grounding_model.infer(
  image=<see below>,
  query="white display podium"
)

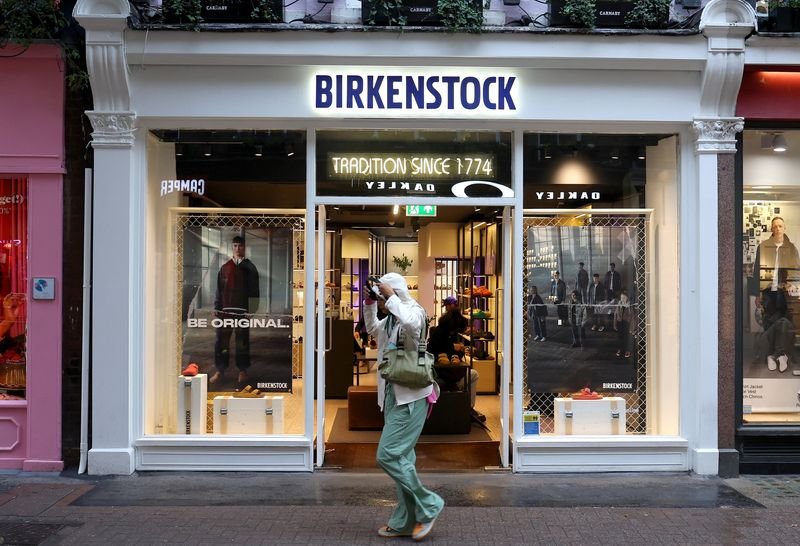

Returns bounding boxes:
[177,374,208,435]
[212,395,285,435]
[554,397,626,435]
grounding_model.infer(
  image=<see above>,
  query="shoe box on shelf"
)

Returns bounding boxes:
[212,395,285,434]
[177,374,208,435]
[553,397,626,435]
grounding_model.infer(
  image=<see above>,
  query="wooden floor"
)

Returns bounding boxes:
[280,369,507,470]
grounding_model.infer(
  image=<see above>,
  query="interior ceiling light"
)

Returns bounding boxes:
[203,145,212,157]
[637,147,645,160]
[610,148,620,160]
[773,134,788,153]
[285,143,295,157]
[175,144,184,157]
[544,147,552,159]
[254,145,263,157]
[392,204,400,215]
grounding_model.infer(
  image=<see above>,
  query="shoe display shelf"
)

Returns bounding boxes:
[433,258,459,322]
[457,220,499,394]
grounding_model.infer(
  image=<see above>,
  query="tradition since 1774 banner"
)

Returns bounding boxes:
[180,222,293,393]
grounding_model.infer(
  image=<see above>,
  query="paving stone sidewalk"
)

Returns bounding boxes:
[0,472,797,545]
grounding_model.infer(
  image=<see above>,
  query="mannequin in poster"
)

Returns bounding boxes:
[749,216,800,296]
[211,235,260,385]
[604,262,622,299]
[587,273,607,332]
[567,290,588,348]
[550,271,567,325]
[574,262,589,303]
[755,268,794,373]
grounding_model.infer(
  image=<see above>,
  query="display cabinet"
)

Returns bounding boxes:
[458,221,499,394]
[433,258,459,321]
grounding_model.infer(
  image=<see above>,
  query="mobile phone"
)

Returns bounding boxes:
[365,276,385,300]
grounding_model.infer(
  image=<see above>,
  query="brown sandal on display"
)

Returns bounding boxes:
[451,355,461,365]
[437,353,450,365]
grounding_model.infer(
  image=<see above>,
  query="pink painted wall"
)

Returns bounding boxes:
[0,44,65,471]
[0,45,65,174]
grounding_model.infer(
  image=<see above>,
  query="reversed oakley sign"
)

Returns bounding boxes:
[312,69,520,117]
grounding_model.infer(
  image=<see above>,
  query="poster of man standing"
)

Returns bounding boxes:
[524,224,641,395]
[180,221,293,393]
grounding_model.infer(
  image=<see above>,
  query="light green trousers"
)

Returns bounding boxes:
[377,385,445,532]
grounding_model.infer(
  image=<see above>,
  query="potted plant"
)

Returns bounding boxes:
[161,0,283,26]
[768,0,800,32]
[392,254,414,274]
[363,0,408,25]
[552,0,596,27]
[437,0,484,31]
[624,0,670,29]
[363,0,483,27]
[549,0,639,29]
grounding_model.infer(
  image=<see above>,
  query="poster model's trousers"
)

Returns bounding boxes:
[377,384,444,532]
[758,317,795,359]
[214,311,251,371]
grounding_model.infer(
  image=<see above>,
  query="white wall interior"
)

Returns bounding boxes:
[145,133,181,435]
[646,135,680,436]
[386,241,419,276]
[743,130,800,188]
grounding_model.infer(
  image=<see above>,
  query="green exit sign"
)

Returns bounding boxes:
[406,205,437,217]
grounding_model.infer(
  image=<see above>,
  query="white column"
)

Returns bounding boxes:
[75,0,137,475]
[688,0,754,476]
[688,118,744,475]
[86,112,138,475]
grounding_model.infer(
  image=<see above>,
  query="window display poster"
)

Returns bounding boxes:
[524,225,638,394]
[181,225,293,393]
[0,178,27,399]
[742,202,800,413]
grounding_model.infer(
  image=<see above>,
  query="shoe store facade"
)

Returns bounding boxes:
[76,0,754,475]
[0,44,65,471]
[732,34,800,473]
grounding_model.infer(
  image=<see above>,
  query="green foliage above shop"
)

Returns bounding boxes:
[625,0,671,29]
[436,0,484,32]
[0,0,89,91]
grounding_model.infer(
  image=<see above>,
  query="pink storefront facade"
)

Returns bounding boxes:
[0,44,65,471]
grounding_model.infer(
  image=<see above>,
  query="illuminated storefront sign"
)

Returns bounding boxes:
[323,152,512,197]
[312,69,520,117]
[160,178,205,197]
[328,153,494,180]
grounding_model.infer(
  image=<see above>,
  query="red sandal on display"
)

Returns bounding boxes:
[181,363,199,376]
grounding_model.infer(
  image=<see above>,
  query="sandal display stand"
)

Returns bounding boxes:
[212,395,285,434]
[553,397,627,435]
[457,221,499,395]
[177,374,208,435]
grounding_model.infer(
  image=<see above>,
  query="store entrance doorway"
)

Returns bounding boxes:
[315,205,507,470]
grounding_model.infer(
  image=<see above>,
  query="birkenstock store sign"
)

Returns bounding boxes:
[312,69,520,117]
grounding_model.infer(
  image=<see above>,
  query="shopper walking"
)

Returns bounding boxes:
[363,272,444,541]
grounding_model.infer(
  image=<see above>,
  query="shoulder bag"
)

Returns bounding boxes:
[379,315,435,389]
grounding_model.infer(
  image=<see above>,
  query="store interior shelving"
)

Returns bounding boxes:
[458,221,499,394]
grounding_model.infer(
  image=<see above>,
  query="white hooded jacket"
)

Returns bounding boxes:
[363,273,434,411]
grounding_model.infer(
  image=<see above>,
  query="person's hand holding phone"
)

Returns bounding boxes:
[364,276,383,302]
